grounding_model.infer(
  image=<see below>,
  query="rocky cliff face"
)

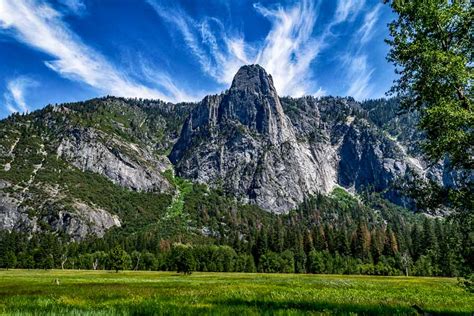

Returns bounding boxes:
[0,179,121,240]
[170,65,337,213]
[170,65,428,213]
[0,99,181,239]
[57,127,172,193]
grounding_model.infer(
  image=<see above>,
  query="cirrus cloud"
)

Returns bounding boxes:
[3,76,38,113]
[0,0,193,102]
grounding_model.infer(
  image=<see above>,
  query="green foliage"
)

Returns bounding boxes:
[459,274,474,293]
[259,251,284,273]
[385,0,473,214]
[109,245,130,272]
[234,254,256,273]
[308,250,326,274]
[0,251,17,270]
[171,244,196,275]
[0,194,469,277]
[413,255,434,277]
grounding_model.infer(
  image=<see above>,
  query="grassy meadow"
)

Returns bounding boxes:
[0,270,472,315]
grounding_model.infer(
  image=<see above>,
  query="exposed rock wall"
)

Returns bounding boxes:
[57,127,172,193]
[171,65,337,213]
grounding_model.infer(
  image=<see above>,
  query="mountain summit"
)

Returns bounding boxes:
[230,64,276,94]
[216,64,292,144]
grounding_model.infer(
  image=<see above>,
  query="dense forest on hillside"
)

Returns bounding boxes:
[0,184,471,277]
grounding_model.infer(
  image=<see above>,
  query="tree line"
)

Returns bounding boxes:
[0,213,469,277]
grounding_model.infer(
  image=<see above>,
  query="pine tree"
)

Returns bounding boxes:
[371,228,385,262]
[324,224,335,253]
[313,225,327,251]
[335,230,351,256]
[422,217,438,254]
[172,244,195,275]
[280,250,295,273]
[410,224,423,261]
[294,249,307,274]
[252,229,268,266]
[303,230,314,254]
[308,250,325,274]
[383,228,399,257]
[3,251,17,270]
[353,222,371,260]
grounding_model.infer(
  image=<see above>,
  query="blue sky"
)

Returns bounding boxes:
[0,0,396,118]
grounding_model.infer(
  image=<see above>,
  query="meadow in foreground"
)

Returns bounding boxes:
[0,270,472,315]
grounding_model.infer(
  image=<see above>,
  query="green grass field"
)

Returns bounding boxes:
[0,270,472,315]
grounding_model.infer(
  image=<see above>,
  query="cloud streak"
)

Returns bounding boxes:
[146,1,250,87]
[345,55,374,100]
[0,0,191,102]
[254,0,321,96]
[334,0,366,24]
[3,76,37,113]
[357,3,382,45]
[148,0,326,97]
[344,3,382,100]
[58,0,86,16]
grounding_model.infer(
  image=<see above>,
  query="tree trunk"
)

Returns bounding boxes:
[61,257,67,270]
[456,86,469,109]
[134,254,141,271]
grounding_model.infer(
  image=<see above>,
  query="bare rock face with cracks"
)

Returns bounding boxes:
[170,65,337,213]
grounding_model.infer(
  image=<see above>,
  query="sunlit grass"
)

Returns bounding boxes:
[0,270,472,315]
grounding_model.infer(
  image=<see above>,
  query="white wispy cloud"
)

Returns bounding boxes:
[136,56,202,101]
[254,0,322,97]
[345,55,374,100]
[313,87,327,98]
[0,0,190,102]
[146,1,250,87]
[356,3,382,45]
[58,0,86,15]
[343,3,382,100]
[148,0,325,97]
[3,76,38,113]
[334,0,366,24]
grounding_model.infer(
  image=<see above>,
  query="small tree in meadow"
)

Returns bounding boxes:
[109,245,129,273]
[308,250,326,274]
[3,251,17,270]
[172,244,195,275]
[400,252,412,277]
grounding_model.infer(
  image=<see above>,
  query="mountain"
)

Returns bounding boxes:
[171,65,430,213]
[170,65,336,213]
[0,64,448,239]
[0,98,192,239]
